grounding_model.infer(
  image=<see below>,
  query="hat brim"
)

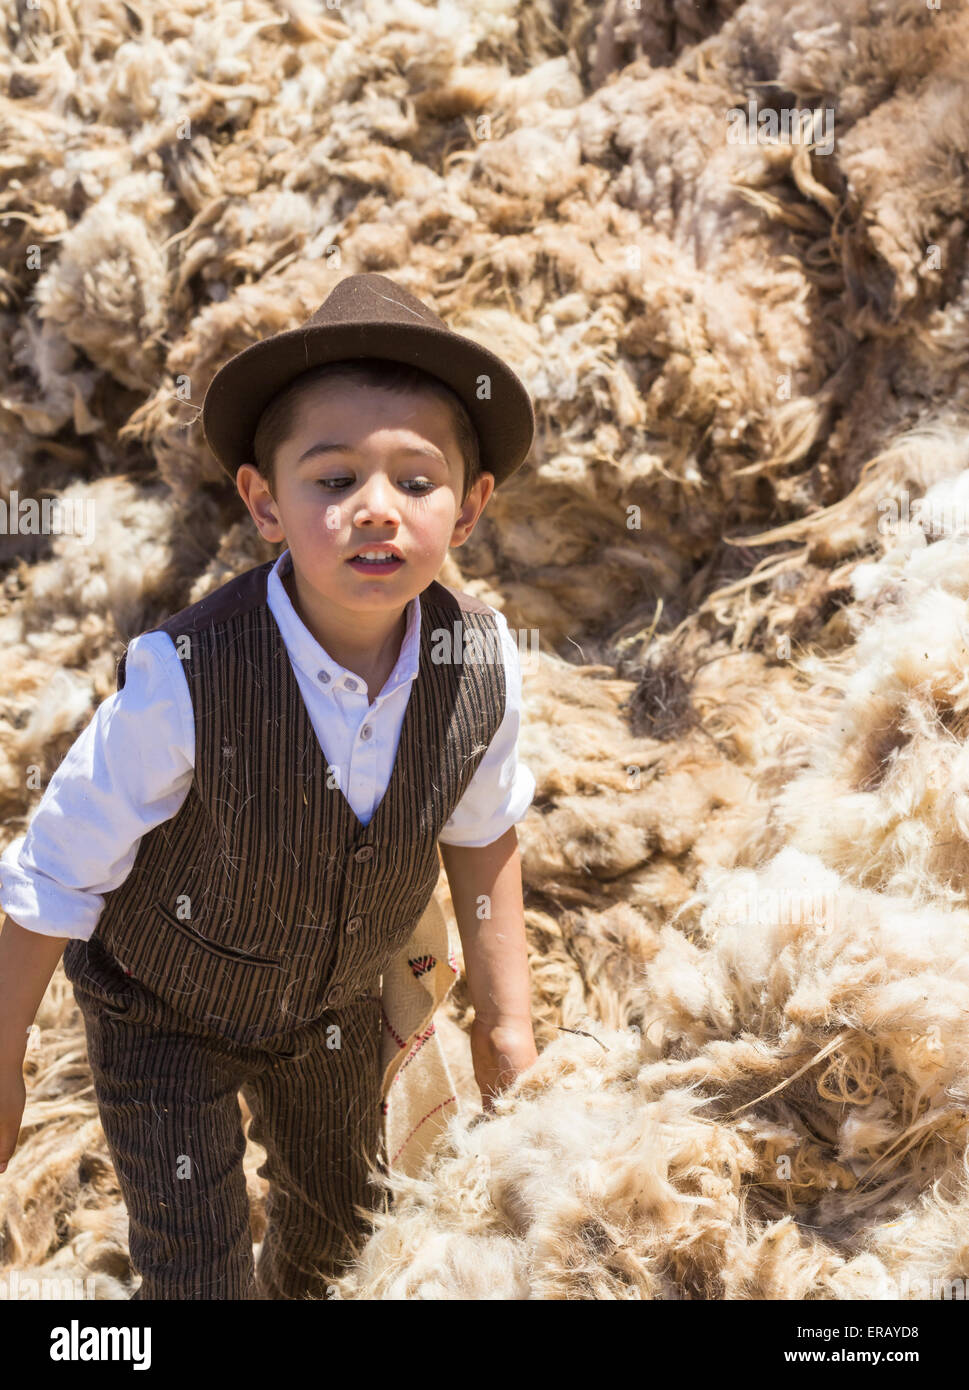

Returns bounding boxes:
[201,320,534,489]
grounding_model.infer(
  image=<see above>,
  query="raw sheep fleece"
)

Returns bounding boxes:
[2,0,969,1300]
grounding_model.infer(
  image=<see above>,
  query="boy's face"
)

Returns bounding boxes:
[236,380,494,615]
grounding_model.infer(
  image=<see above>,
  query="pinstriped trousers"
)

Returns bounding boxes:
[71,941,387,1300]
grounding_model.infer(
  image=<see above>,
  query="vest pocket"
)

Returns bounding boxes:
[155,904,283,968]
[65,936,138,1023]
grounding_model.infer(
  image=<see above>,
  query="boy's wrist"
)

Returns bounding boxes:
[471,1011,533,1029]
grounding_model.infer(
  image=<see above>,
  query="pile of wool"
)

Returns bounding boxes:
[3,0,964,648]
[337,496,969,1297]
[334,846,969,1300]
[3,0,969,1298]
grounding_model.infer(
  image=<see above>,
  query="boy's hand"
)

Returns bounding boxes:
[470,1015,538,1112]
[440,829,538,1113]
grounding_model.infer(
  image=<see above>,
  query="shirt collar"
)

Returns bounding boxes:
[266,548,421,698]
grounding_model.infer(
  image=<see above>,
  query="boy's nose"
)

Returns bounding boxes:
[352,476,401,522]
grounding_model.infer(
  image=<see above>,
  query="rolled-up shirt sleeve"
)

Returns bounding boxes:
[437,606,536,849]
[0,633,195,940]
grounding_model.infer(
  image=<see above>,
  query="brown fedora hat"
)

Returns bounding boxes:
[201,272,534,489]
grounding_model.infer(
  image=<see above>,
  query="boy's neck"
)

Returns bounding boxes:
[281,561,410,688]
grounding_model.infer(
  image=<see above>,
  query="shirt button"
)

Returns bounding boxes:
[354,845,375,863]
[326,983,344,1006]
[317,669,330,684]
[361,725,371,740]
[347,916,362,933]
[345,677,357,691]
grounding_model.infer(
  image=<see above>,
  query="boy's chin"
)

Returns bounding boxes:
[337,565,427,604]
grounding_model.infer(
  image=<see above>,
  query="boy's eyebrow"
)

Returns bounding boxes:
[296,442,449,466]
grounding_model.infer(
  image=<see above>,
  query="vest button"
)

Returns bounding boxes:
[347,916,362,932]
[326,983,344,1006]
[317,669,330,683]
[360,724,371,739]
[345,677,357,691]
[353,845,375,862]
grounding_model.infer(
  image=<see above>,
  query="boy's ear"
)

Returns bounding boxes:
[452,472,495,546]
[236,463,285,543]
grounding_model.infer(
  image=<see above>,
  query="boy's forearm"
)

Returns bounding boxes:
[0,913,71,1057]
[439,826,531,1023]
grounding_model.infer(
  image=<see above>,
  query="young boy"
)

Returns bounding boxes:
[0,273,539,1299]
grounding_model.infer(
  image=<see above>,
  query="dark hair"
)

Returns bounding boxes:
[251,358,482,503]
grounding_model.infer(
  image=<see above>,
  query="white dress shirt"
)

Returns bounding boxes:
[0,549,535,940]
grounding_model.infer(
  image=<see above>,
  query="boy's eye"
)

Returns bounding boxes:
[315,477,434,494]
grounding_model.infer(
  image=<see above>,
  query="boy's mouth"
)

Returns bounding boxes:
[347,543,405,573]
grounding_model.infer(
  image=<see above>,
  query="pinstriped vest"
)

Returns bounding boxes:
[62,558,506,1048]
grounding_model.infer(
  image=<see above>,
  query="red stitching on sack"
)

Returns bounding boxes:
[390,1095,458,1166]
